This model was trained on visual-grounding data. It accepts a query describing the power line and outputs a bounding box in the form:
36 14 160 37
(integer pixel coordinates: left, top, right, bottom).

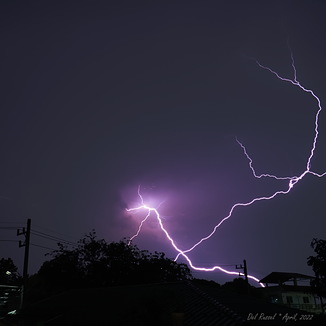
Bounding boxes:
30 243 57 251
32 223 78 242
1 222 78 248
31 230 77 246
31 230 70 242
1 222 78 244
0 220 26 224
0 239 19 242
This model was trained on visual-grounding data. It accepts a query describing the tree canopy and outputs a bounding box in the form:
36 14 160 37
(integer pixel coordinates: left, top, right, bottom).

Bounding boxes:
37 231 192 293
307 238 326 293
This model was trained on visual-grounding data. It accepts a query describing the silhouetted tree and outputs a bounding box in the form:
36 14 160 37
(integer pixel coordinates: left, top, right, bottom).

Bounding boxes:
307 238 326 295
137 251 191 283
38 245 83 291
36 231 192 294
221 277 253 295
79 233 141 285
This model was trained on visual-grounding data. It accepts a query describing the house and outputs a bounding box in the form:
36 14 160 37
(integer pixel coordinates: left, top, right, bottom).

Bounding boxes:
0 285 21 317
257 272 325 314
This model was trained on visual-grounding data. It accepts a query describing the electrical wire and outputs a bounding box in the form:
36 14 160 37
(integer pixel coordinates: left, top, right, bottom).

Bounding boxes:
0 219 26 224
0 240 19 242
1 221 78 249
32 223 78 242
30 243 57 251
31 230 77 246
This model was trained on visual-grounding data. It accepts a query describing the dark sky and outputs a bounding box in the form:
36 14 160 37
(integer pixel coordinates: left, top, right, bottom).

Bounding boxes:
1 0 326 285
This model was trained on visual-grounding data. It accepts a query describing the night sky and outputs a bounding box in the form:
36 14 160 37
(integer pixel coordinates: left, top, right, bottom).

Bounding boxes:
1 0 326 285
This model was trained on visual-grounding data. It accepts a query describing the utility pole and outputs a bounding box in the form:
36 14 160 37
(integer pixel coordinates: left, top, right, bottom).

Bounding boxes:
235 259 250 295
243 259 250 295
17 218 31 309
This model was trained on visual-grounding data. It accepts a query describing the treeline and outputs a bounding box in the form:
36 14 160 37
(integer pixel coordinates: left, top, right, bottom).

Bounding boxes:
28 231 191 298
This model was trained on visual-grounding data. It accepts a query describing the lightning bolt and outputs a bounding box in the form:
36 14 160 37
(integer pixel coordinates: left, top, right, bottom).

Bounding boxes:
126 48 325 288
127 186 264 286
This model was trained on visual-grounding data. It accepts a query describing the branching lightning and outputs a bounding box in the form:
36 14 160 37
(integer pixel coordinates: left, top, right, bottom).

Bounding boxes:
126 49 325 287
126 186 264 285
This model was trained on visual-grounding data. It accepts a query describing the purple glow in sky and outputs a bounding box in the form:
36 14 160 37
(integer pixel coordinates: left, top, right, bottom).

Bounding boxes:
127 185 265 286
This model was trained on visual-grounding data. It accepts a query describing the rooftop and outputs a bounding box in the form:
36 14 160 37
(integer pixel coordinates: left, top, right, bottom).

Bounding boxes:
260 272 315 286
